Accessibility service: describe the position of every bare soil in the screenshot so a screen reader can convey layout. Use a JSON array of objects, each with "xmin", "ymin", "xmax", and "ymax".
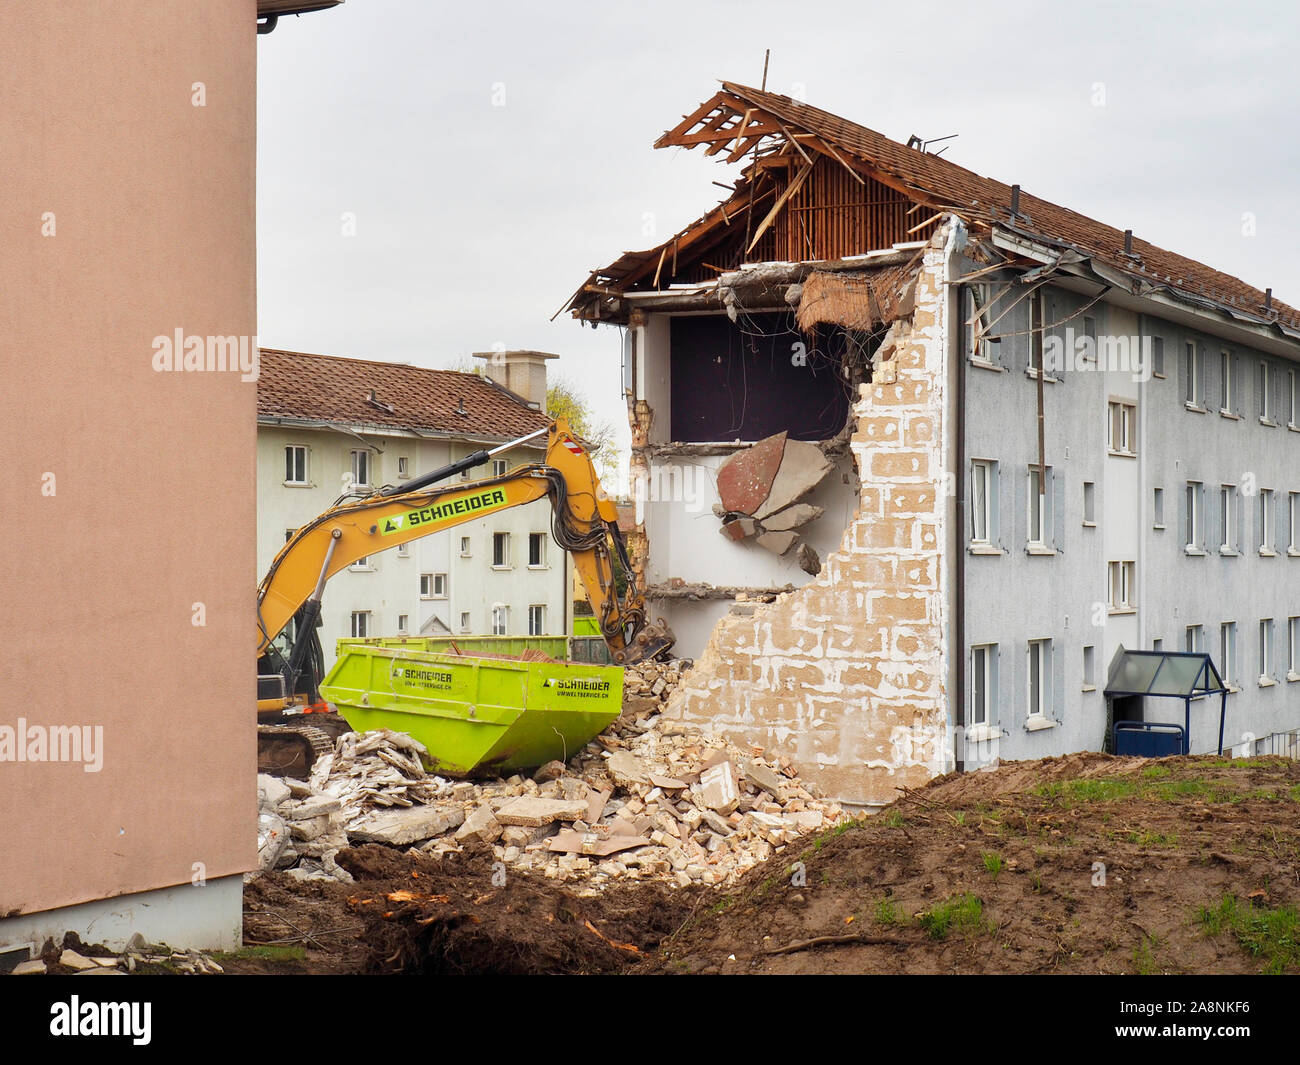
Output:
[{"xmin": 228, "ymin": 753, "xmax": 1300, "ymax": 975}]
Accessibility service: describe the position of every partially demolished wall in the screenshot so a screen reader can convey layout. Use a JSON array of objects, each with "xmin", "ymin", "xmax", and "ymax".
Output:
[{"xmin": 663, "ymin": 231, "xmax": 954, "ymax": 806}]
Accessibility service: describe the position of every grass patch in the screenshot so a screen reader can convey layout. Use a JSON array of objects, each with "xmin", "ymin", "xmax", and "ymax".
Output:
[
  {"xmin": 1199, "ymin": 894, "xmax": 1300, "ymax": 974},
  {"xmin": 982, "ymin": 851, "xmax": 1004, "ymax": 879},
  {"xmin": 882, "ymin": 810, "xmax": 904, "ymax": 828},
  {"xmin": 874, "ymin": 897, "xmax": 903, "ymax": 927},
  {"xmin": 1141, "ymin": 765, "xmax": 1172, "ymax": 780},
  {"xmin": 1036, "ymin": 775, "xmax": 1252, "ymax": 807},
  {"xmin": 1132, "ymin": 934, "xmax": 1161, "ymax": 975},
  {"xmin": 918, "ymin": 893, "xmax": 990, "ymax": 940}
]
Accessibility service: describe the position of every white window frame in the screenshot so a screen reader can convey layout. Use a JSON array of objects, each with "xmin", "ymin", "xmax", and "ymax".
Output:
[
  {"xmin": 1082, "ymin": 481, "xmax": 1096, "ymax": 527},
  {"xmin": 1259, "ymin": 361, "xmax": 1274, "ymax": 424},
  {"xmin": 970, "ymin": 459, "xmax": 996, "ymax": 545},
  {"xmin": 350, "ymin": 611, "xmax": 370, "ymax": 638},
  {"xmin": 350, "ymin": 448, "xmax": 372, "ymax": 492},
  {"xmin": 1184, "ymin": 340, "xmax": 1202, "ymax": 408},
  {"xmin": 1289, "ymin": 369, "xmax": 1298, "ymax": 429},
  {"xmin": 1185, "ymin": 625, "xmax": 1204, "ymax": 654},
  {"xmin": 1082, "ymin": 644, "xmax": 1096, "ymax": 691},
  {"xmin": 1290, "ymin": 492, "xmax": 1300, "ymax": 554},
  {"xmin": 527, "ymin": 604, "xmax": 546, "ymax": 636},
  {"xmin": 528, "ymin": 533, "xmax": 547, "ymax": 568},
  {"xmin": 1153, "ymin": 486, "xmax": 1165, "ymax": 529},
  {"xmin": 491, "ymin": 605, "xmax": 508, "ymax": 636},
  {"xmin": 1108, "ymin": 560, "xmax": 1135, "ymax": 612},
  {"xmin": 1220, "ymin": 349, "xmax": 1236, "ymax": 415},
  {"xmin": 460, "ymin": 535, "xmax": 472, "ymax": 558},
  {"xmin": 1221, "ymin": 622, "xmax": 1237, "ymax": 689},
  {"xmin": 1287, "ymin": 617, "xmax": 1300, "ymax": 680},
  {"xmin": 1107, "ymin": 400, "xmax": 1136, "ymax": 456},
  {"xmin": 1185, "ymin": 481, "xmax": 1204, "ymax": 552},
  {"xmin": 284, "ymin": 445, "xmax": 309, "ymax": 486},
  {"xmin": 397, "ymin": 456, "xmax": 410, "ymax": 479},
  {"xmin": 1259, "ymin": 489, "xmax": 1275, "ymax": 554},
  {"xmin": 492, "ymin": 457, "xmax": 509, "ymax": 478},
  {"xmin": 492, "ymin": 532, "xmax": 511, "ymax": 569},
  {"xmin": 349, "ymin": 554, "xmax": 371, "ymax": 571},
  {"xmin": 965, "ymin": 285, "xmax": 1000, "ymax": 366},
  {"xmin": 1027, "ymin": 466, "xmax": 1051, "ymax": 548},
  {"xmin": 420, "ymin": 573, "xmax": 434, "ymax": 599},
  {"xmin": 397, "ymin": 614, "xmax": 409, "ymax": 635},
  {"xmin": 1219, "ymin": 485, "xmax": 1238, "ymax": 554},
  {"xmin": 970, "ymin": 644, "xmax": 995, "ymax": 727},
  {"xmin": 1027, "ymin": 639, "xmax": 1052, "ymax": 722},
  {"xmin": 459, "ymin": 611, "xmax": 472, "ymax": 635},
  {"xmin": 1259, "ymin": 618, "xmax": 1275, "ymax": 683},
  {"xmin": 397, "ymin": 540, "xmax": 410, "ymax": 557}
]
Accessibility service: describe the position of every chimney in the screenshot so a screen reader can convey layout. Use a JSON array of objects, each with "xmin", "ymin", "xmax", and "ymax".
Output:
[{"xmin": 472, "ymin": 349, "xmax": 559, "ymax": 412}]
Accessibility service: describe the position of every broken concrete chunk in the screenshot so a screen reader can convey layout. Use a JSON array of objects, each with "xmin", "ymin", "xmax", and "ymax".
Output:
[
  {"xmin": 59, "ymin": 950, "xmax": 98, "ymax": 972},
  {"xmin": 257, "ymin": 810, "xmax": 291, "ymax": 872},
  {"xmin": 699, "ymin": 761, "xmax": 740, "ymax": 815},
  {"xmin": 347, "ymin": 805, "xmax": 465, "ymax": 846},
  {"xmin": 744, "ymin": 762, "xmax": 787, "ymax": 800},
  {"xmin": 760, "ymin": 503, "xmax": 823, "ymax": 532},
  {"xmin": 720, "ymin": 517, "xmax": 757, "ymax": 541},
  {"xmin": 533, "ymin": 760, "xmax": 567, "ymax": 783},
  {"xmin": 548, "ymin": 830, "xmax": 650, "ymax": 857},
  {"xmin": 716, "ymin": 431, "xmax": 787, "ymax": 515},
  {"xmin": 455, "ymin": 803, "xmax": 503, "ymax": 844},
  {"xmin": 752, "ymin": 439, "xmax": 833, "ymax": 521},
  {"xmin": 797, "ymin": 541, "xmax": 822, "ymax": 575},
  {"xmin": 12, "ymin": 959, "xmax": 46, "ymax": 975},
  {"xmin": 257, "ymin": 773, "xmax": 291, "ymax": 809},
  {"xmin": 494, "ymin": 796, "xmax": 590, "ymax": 827},
  {"xmin": 283, "ymin": 796, "xmax": 342, "ymax": 821},
  {"xmin": 289, "ymin": 815, "xmax": 333, "ymax": 842},
  {"xmin": 606, "ymin": 750, "xmax": 649, "ymax": 788},
  {"xmin": 755, "ymin": 531, "xmax": 799, "ymax": 556},
  {"xmin": 649, "ymin": 773, "xmax": 687, "ymax": 790}
]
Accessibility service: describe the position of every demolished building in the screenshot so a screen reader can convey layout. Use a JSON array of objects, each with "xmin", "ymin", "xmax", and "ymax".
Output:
[{"xmin": 564, "ymin": 81, "xmax": 1300, "ymax": 806}]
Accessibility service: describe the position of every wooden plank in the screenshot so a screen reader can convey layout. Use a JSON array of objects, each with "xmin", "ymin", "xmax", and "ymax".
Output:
[{"xmin": 746, "ymin": 160, "xmax": 814, "ymax": 254}]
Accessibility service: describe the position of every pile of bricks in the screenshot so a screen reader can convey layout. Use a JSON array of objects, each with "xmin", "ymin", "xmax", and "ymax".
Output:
[{"xmin": 255, "ymin": 662, "xmax": 846, "ymax": 890}]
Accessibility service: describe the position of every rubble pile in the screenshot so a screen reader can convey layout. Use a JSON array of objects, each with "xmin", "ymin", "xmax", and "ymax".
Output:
[
  {"xmin": 10, "ymin": 933, "xmax": 225, "ymax": 976},
  {"xmin": 255, "ymin": 663, "xmax": 846, "ymax": 891}
]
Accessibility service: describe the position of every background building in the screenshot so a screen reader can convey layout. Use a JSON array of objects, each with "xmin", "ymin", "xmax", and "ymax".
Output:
[{"xmin": 257, "ymin": 348, "xmax": 571, "ymax": 669}]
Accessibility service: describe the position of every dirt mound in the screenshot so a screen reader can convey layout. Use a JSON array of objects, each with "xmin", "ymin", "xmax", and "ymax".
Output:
[{"xmin": 644, "ymin": 754, "xmax": 1300, "ymax": 975}]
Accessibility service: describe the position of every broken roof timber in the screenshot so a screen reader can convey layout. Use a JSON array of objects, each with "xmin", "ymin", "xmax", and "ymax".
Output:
[{"xmin": 566, "ymin": 80, "xmax": 1300, "ymax": 338}]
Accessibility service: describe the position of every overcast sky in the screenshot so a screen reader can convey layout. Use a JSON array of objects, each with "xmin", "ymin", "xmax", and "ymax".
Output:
[{"xmin": 256, "ymin": 0, "xmax": 1300, "ymax": 475}]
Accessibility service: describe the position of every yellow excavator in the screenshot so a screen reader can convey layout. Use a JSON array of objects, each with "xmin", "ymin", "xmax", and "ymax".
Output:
[{"xmin": 254, "ymin": 418, "xmax": 674, "ymax": 772}]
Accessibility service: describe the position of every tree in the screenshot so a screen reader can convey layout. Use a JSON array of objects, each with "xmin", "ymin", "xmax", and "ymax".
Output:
[{"xmin": 546, "ymin": 376, "xmax": 619, "ymax": 483}]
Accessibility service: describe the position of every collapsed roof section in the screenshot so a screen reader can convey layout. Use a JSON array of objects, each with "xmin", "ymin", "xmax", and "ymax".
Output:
[{"xmin": 565, "ymin": 81, "xmax": 1300, "ymax": 342}]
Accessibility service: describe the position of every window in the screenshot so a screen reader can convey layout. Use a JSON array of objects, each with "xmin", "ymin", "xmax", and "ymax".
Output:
[
  {"xmin": 964, "ymin": 285, "xmax": 999, "ymax": 365},
  {"xmin": 1260, "ymin": 619, "xmax": 1275, "ymax": 681},
  {"xmin": 350, "ymin": 555, "xmax": 370, "ymax": 571},
  {"xmin": 397, "ymin": 456, "xmax": 410, "ymax": 479},
  {"xmin": 1289, "ymin": 370, "xmax": 1298, "ymax": 427},
  {"xmin": 285, "ymin": 528, "xmax": 297, "ymax": 543},
  {"xmin": 1259, "ymin": 361, "xmax": 1274, "ymax": 423},
  {"xmin": 1185, "ymin": 624, "xmax": 1204, "ymax": 654},
  {"xmin": 491, "ymin": 605, "xmax": 508, "ymax": 636},
  {"xmin": 460, "ymin": 535, "xmax": 472, "ymax": 558},
  {"xmin": 1184, "ymin": 340, "xmax": 1202, "ymax": 407},
  {"xmin": 1153, "ymin": 487, "xmax": 1165, "ymax": 529},
  {"xmin": 1151, "ymin": 336, "xmax": 1165, "ymax": 378},
  {"xmin": 492, "ymin": 458, "xmax": 508, "ymax": 477},
  {"xmin": 1219, "ymin": 485, "xmax": 1238, "ymax": 552},
  {"xmin": 350, "ymin": 449, "xmax": 371, "ymax": 491},
  {"xmin": 492, "ymin": 532, "xmax": 510, "ymax": 568},
  {"xmin": 1259, "ymin": 489, "xmax": 1275, "ymax": 553},
  {"xmin": 1153, "ymin": 638, "xmax": 1164, "ymax": 653},
  {"xmin": 285, "ymin": 445, "xmax": 308, "ymax": 485},
  {"xmin": 1288, "ymin": 617, "xmax": 1299, "ymax": 678},
  {"xmin": 1027, "ymin": 639, "xmax": 1052, "ymax": 720},
  {"xmin": 1027, "ymin": 466, "xmax": 1051, "ymax": 548},
  {"xmin": 1185, "ymin": 481, "xmax": 1204, "ymax": 550},
  {"xmin": 1083, "ymin": 645, "xmax": 1096, "ymax": 689},
  {"xmin": 459, "ymin": 611, "xmax": 471, "ymax": 634},
  {"xmin": 1221, "ymin": 622, "xmax": 1237, "ymax": 688},
  {"xmin": 1108, "ymin": 400, "xmax": 1136, "ymax": 455},
  {"xmin": 1220, "ymin": 350, "xmax": 1235, "ymax": 413},
  {"xmin": 397, "ymin": 541, "xmax": 410, "ymax": 557},
  {"xmin": 970, "ymin": 460, "xmax": 997, "ymax": 543},
  {"xmin": 420, "ymin": 573, "xmax": 447, "ymax": 599},
  {"xmin": 350, "ymin": 611, "xmax": 370, "ymax": 638},
  {"xmin": 1028, "ymin": 290, "xmax": 1044, "ymax": 374},
  {"xmin": 397, "ymin": 614, "xmax": 409, "ymax": 634},
  {"xmin": 528, "ymin": 604, "xmax": 546, "ymax": 636},
  {"xmin": 1291, "ymin": 493, "xmax": 1300, "ymax": 553},
  {"xmin": 1108, "ymin": 561, "xmax": 1135, "ymax": 611},
  {"xmin": 1083, "ymin": 481, "xmax": 1096, "ymax": 526},
  {"xmin": 1082, "ymin": 316, "xmax": 1097, "ymax": 363},
  {"xmin": 970, "ymin": 644, "xmax": 996, "ymax": 726},
  {"xmin": 528, "ymin": 533, "xmax": 547, "ymax": 568}
]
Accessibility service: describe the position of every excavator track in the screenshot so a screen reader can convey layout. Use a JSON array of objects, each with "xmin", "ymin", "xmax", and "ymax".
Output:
[{"xmin": 257, "ymin": 722, "xmax": 336, "ymax": 780}]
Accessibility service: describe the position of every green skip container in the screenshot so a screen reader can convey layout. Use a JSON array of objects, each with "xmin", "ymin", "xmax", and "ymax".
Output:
[{"xmin": 320, "ymin": 637, "xmax": 624, "ymax": 777}]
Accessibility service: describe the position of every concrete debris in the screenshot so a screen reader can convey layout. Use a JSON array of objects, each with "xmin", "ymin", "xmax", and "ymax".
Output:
[
  {"xmin": 347, "ymin": 805, "xmax": 465, "ymax": 846},
  {"xmin": 495, "ymin": 796, "xmax": 590, "ymax": 827},
  {"xmin": 59, "ymin": 950, "xmax": 101, "ymax": 972},
  {"xmin": 752, "ymin": 439, "xmax": 833, "ymax": 521},
  {"xmin": 796, "ymin": 541, "xmax": 822, "ymax": 575},
  {"xmin": 714, "ymin": 432, "xmax": 832, "ymax": 559},
  {"xmin": 760, "ymin": 503, "xmax": 824, "ymax": 532},
  {"xmin": 755, "ymin": 530, "xmax": 798, "ymax": 556},
  {"xmin": 11, "ymin": 959, "xmax": 46, "ymax": 975}
]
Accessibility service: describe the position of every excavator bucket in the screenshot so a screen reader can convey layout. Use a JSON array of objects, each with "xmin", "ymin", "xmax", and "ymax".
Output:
[
  {"xmin": 320, "ymin": 639, "xmax": 625, "ymax": 777},
  {"xmin": 615, "ymin": 618, "xmax": 676, "ymax": 666}
]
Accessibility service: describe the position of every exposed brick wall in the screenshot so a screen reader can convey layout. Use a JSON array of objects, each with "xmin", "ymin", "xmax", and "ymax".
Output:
[{"xmin": 664, "ymin": 232, "xmax": 953, "ymax": 805}]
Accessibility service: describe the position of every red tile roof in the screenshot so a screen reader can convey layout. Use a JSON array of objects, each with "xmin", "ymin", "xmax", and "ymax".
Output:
[{"xmin": 257, "ymin": 348, "xmax": 551, "ymax": 441}]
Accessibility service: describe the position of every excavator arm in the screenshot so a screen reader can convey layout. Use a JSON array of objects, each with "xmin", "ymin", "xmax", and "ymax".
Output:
[{"xmin": 256, "ymin": 418, "xmax": 673, "ymax": 677}]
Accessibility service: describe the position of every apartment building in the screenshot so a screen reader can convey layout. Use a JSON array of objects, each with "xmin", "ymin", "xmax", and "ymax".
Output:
[
  {"xmin": 564, "ymin": 80, "xmax": 1300, "ymax": 804},
  {"xmin": 257, "ymin": 348, "xmax": 570, "ymax": 669}
]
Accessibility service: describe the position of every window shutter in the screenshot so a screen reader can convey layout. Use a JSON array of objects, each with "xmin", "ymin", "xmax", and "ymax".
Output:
[
  {"xmin": 1277, "ymin": 491, "xmax": 1288, "ymax": 552},
  {"xmin": 1199, "ymin": 344, "xmax": 1208, "ymax": 406},
  {"xmin": 992, "ymin": 646, "xmax": 1001, "ymax": 728},
  {"xmin": 1206, "ymin": 487, "xmax": 1220, "ymax": 550},
  {"xmin": 1052, "ymin": 643, "xmax": 1065, "ymax": 723},
  {"xmin": 1255, "ymin": 362, "xmax": 1264, "ymax": 419},
  {"xmin": 1014, "ymin": 467, "xmax": 1027, "ymax": 548},
  {"xmin": 1237, "ymin": 488, "xmax": 1246, "ymax": 550}
]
